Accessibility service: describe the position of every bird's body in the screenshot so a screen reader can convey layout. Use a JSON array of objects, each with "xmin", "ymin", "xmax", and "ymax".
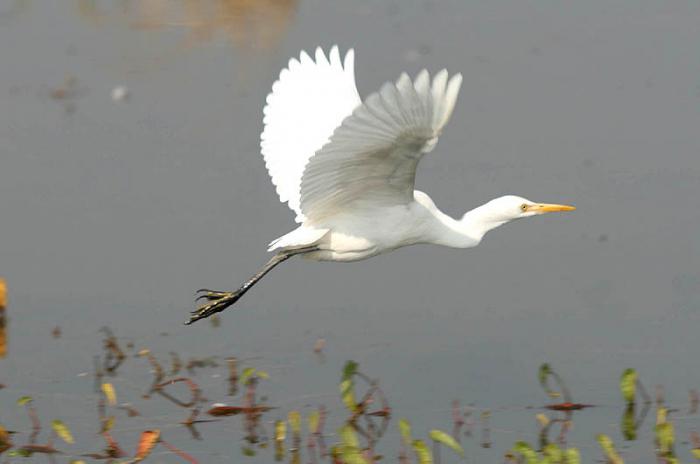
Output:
[
  {"xmin": 272, "ymin": 190, "xmax": 477, "ymax": 262},
  {"xmin": 186, "ymin": 45, "xmax": 574, "ymax": 325}
]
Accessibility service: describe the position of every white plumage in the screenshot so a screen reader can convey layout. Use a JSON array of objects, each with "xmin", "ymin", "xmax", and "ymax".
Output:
[
  {"xmin": 261, "ymin": 46, "xmax": 360, "ymax": 223},
  {"xmin": 186, "ymin": 45, "xmax": 574, "ymax": 325}
]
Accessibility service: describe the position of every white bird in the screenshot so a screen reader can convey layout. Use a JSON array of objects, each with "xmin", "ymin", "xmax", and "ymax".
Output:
[{"xmin": 186, "ymin": 45, "xmax": 575, "ymax": 325}]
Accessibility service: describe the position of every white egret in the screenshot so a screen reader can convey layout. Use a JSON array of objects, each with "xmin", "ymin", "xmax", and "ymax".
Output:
[{"xmin": 186, "ymin": 46, "xmax": 575, "ymax": 325}]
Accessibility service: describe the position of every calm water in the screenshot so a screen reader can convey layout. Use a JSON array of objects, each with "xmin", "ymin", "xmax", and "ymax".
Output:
[{"xmin": 1, "ymin": 1, "xmax": 700, "ymax": 462}]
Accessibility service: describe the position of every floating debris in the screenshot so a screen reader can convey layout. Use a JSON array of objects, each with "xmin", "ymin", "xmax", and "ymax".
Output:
[
  {"xmin": 313, "ymin": 338, "xmax": 326, "ymax": 354},
  {"xmin": 111, "ymin": 85, "xmax": 129, "ymax": 102}
]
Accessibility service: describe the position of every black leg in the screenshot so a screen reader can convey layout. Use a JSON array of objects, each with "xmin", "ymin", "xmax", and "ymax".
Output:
[{"xmin": 185, "ymin": 246, "xmax": 318, "ymax": 325}]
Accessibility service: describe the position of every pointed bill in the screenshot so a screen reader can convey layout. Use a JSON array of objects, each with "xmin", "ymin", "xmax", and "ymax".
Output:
[{"xmin": 527, "ymin": 203, "xmax": 576, "ymax": 214}]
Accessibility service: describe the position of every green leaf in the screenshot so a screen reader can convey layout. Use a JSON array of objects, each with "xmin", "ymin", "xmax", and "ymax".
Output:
[
  {"xmin": 429, "ymin": 429, "xmax": 464, "ymax": 457},
  {"xmin": 398, "ymin": 419, "xmax": 412, "ymax": 446},
  {"xmin": 596, "ymin": 434, "xmax": 624, "ymax": 464},
  {"xmin": 51, "ymin": 419, "xmax": 74, "ymax": 444},
  {"xmin": 256, "ymin": 370, "xmax": 269, "ymax": 380},
  {"xmin": 17, "ymin": 396, "xmax": 33, "ymax": 406},
  {"xmin": 340, "ymin": 361, "xmax": 358, "ymax": 413},
  {"xmin": 621, "ymin": 403, "xmax": 636, "ymax": 441},
  {"xmin": 620, "ymin": 369, "xmax": 637, "ymax": 403},
  {"xmin": 411, "ymin": 439, "xmax": 433, "ymax": 464},
  {"xmin": 342, "ymin": 360, "xmax": 358, "ymax": 380},
  {"xmin": 538, "ymin": 363, "xmax": 561, "ymax": 399},
  {"xmin": 691, "ymin": 447, "xmax": 700, "ymax": 459}
]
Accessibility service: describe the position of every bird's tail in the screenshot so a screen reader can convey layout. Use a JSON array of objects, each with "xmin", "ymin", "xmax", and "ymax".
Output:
[{"xmin": 267, "ymin": 226, "xmax": 329, "ymax": 252}]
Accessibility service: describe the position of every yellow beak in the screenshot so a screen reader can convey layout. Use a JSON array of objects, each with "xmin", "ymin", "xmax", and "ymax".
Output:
[{"xmin": 527, "ymin": 203, "xmax": 576, "ymax": 213}]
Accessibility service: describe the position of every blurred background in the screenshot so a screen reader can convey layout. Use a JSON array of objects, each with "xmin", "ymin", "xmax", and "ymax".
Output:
[{"xmin": 1, "ymin": 1, "xmax": 699, "ymax": 462}]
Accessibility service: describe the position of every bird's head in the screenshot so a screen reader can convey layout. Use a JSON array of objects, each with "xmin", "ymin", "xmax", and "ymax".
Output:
[{"xmin": 482, "ymin": 195, "xmax": 576, "ymax": 222}]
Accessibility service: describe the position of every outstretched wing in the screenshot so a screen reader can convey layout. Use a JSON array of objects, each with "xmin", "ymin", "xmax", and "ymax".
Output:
[
  {"xmin": 299, "ymin": 70, "xmax": 463, "ymax": 223},
  {"xmin": 261, "ymin": 46, "xmax": 361, "ymax": 223}
]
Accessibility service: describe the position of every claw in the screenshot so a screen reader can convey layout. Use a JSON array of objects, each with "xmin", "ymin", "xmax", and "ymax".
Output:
[
  {"xmin": 185, "ymin": 290, "xmax": 243, "ymax": 325},
  {"xmin": 195, "ymin": 291, "xmax": 229, "ymax": 302}
]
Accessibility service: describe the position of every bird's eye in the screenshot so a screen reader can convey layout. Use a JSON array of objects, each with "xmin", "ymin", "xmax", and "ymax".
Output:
[{"xmin": 520, "ymin": 203, "xmax": 528, "ymax": 212}]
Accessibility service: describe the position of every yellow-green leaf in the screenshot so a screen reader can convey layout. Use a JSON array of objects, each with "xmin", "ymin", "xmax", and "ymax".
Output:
[
  {"xmin": 102, "ymin": 383, "xmax": 117, "ymax": 406},
  {"xmin": 340, "ymin": 361, "xmax": 358, "ymax": 413},
  {"xmin": 339, "ymin": 445, "xmax": 368, "ymax": 464},
  {"xmin": 288, "ymin": 411, "xmax": 301, "ymax": 435},
  {"xmin": 543, "ymin": 443, "xmax": 563, "ymax": 462},
  {"xmin": 691, "ymin": 447, "xmax": 700, "ymax": 459},
  {"xmin": 429, "ymin": 429, "xmax": 464, "ymax": 457},
  {"xmin": 564, "ymin": 447, "xmax": 581, "ymax": 464},
  {"xmin": 339, "ymin": 425, "xmax": 360, "ymax": 448},
  {"xmin": 412, "ymin": 439, "xmax": 433, "ymax": 464},
  {"xmin": 275, "ymin": 420, "xmax": 286, "ymax": 442},
  {"xmin": 240, "ymin": 367, "xmax": 256, "ymax": 385},
  {"xmin": 17, "ymin": 396, "xmax": 33, "ymax": 406},
  {"xmin": 338, "ymin": 425, "xmax": 367, "ymax": 464},
  {"xmin": 656, "ymin": 422, "xmax": 674, "ymax": 454},
  {"xmin": 340, "ymin": 378, "xmax": 357, "ymax": 413},
  {"xmin": 512, "ymin": 441, "xmax": 539, "ymax": 464},
  {"xmin": 308, "ymin": 410, "xmax": 320, "ymax": 434},
  {"xmin": 101, "ymin": 416, "xmax": 115, "ymax": 433},
  {"xmin": 597, "ymin": 434, "xmax": 623, "ymax": 464},
  {"xmin": 398, "ymin": 419, "xmax": 412, "ymax": 446},
  {"xmin": 51, "ymin": 419, "xmax": 74, "ymax": 444},
  {"xmin": 620, "ymin": 369, "xmax": 637, "ymax": 403},
  {"xmin": 656, "ymin": 406, "xmax": 668, "ymax": 425}
]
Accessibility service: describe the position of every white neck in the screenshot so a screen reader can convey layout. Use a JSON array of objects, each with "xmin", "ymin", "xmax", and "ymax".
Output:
[{"xmin": 429, "ymin": 202, "xmax": 510, "ymax": 249}]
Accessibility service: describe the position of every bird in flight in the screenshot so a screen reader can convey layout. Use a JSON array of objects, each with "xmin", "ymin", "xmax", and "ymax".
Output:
[{"xmin": 186, "ymin": 46, "xmax": 575, "ymax": 325}]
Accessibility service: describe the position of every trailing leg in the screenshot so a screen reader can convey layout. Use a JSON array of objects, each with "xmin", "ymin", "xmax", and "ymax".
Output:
[{"xmin": 185, "ymin": 246, "xmax": 318, "ymax": 325}]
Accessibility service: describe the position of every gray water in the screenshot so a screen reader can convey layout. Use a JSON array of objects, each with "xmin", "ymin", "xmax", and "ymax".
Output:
[{"xmin": 1, "ymin": 1, "xmax": 700, "ymax": 462}]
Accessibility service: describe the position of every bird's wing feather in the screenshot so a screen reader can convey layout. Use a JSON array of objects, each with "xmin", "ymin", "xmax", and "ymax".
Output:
[
  {"xmin": 300, "ymin": 70, "xmax": 462, "ymax": 223},
  {"xmin": 261, "ymin": 46, "xmax": 361, "ymax": 223}
]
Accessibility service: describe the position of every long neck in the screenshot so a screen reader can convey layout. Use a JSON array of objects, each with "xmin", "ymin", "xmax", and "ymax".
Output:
[
  {"xmin": 460, "ymin": 202, "xmax": 510, "ymax": 241},
  {"xmin": 429, "ymin": 202, "xmax": 509, "ymax": 249}
]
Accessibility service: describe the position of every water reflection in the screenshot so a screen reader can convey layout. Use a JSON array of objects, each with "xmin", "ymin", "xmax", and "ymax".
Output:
[{"xmin": 76, "ymin": 0, "xmax": 299, "ymax": 51}]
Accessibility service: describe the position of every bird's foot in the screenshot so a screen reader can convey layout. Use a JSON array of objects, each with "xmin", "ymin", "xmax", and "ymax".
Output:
[{"xmin": 185, "ymin": 289, "xmax": 242, "ymax": 325}]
